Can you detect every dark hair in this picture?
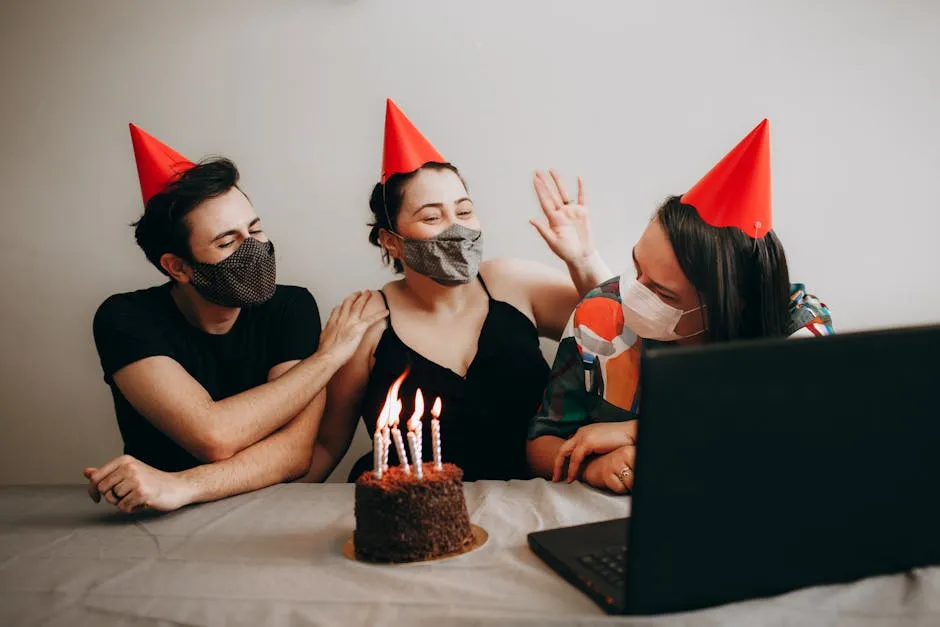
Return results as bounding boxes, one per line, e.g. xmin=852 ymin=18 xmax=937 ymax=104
xmin=133 ymin=158 xmax=241 ymax=276
xmin=656 ymin=196 xmax=791 ymax=342
xmin=368 ymin=162 xmax=467 ymax=273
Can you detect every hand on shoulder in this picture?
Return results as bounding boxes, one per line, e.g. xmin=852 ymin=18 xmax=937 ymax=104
xmin=318 ymin=291 xmax=389 ymax=366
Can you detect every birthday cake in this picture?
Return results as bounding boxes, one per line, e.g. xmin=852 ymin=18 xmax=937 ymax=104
xmin=353 ymin=462 xmax=473 ymax=563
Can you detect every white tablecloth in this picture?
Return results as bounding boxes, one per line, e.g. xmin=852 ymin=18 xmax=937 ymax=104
xmin=0 ymin=481 xmax=937 ymax=626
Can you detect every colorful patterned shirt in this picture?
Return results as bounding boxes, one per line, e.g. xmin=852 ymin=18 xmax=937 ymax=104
xmin=528 ymin=276 xmax=834 ymax=440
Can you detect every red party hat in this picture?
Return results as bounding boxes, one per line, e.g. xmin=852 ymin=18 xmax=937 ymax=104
xmin=381 ymin=99 xmax=445 ymax=183
xmin=129 ymin=123 xmax=194 ymax=205
xmin=682 ymin=119 xmax=772 ymax=239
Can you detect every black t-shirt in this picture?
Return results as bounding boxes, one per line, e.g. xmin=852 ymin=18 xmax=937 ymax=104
xmin=92 ymin=283 xmax=320 ymax=472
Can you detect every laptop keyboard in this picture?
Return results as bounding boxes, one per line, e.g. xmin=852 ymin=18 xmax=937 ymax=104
xmin=577 ymin=545 xmax=627 ymax=588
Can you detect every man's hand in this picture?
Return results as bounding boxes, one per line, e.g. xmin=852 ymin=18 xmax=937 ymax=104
xmin=318 ymin=291 xmax=388 ymax=366
xmin=83 ymin=455 xmax=195 ymax=513
xmin=553 ymin=421 xmax=638 ymax=483
xmin=581 ymin=445 xmax=636 ymax=494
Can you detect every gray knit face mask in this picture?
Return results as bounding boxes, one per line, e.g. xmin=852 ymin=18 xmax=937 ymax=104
xmin=396 ymin=224 xmax=484 ymax=286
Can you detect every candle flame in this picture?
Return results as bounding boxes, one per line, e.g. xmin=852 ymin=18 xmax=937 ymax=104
xmin=377 ymin=368 xmax=410 ymax=430
xmin=431 ymin=396 xmax=442 ymax=420
xmin=407 ymin=389 xmax=424 ymax=432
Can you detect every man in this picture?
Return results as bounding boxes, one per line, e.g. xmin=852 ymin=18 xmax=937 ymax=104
xmin=85 ymin=124 xmax=386 ymax=513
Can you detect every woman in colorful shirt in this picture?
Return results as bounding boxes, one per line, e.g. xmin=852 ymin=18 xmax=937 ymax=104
xmin=527 ymin=120 xmax=834 ymax=493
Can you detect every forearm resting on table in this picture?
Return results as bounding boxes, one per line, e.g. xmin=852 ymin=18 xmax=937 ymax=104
xmin=527 ymin=435 xmax=566 ymax=479
xmin=567 ymin=251 xmax=613 ymax=298
xmin=180 ymin=408 xmax=316 ymax=504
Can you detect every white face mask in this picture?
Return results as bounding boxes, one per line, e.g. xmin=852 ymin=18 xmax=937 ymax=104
xmin=619 ymin=275 xmax=706 ymax=341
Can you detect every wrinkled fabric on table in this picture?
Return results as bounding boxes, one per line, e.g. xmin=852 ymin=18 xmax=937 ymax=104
xmin=0 ymin=481 xmax=937 ymax=626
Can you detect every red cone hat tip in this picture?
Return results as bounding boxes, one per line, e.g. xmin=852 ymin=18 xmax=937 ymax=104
xmin=681 ymin=118 xmax=772 ymax=239
xmin=129 ymin=123 xmax=195 ymax=205
xmin=381 ymin=99 xmax=446 ymax=183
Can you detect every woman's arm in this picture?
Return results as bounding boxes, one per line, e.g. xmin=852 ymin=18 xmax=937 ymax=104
xmin=530 ymin=170 xmax=613 ymax=297
xmin=483 ymin=257 xmax=580 ymax=340
xmin=303 ymin=292 xmax=387 ymax=482
xmin=482 ymin=170 xmax=613 ymax=339
xmin=527 ymin=435 xmax=567 ymax=479
xmin=528 ymin=421 xmax=637 ymax=482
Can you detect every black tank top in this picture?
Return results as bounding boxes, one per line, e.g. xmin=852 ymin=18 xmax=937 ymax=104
xmin=348 ymin=277 xmax=550 ymax=482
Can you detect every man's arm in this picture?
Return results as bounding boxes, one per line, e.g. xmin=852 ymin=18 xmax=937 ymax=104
xmin=178 ymin=363 xmax=327 ymax=504
xmin=85 ymin=360 xmax=326 ymax=511
xmin=111 ymin=292 xmax=386 ymax=462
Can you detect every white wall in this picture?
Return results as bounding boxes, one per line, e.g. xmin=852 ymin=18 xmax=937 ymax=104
xmin=1 ymin=0 xmax=938 ymax=485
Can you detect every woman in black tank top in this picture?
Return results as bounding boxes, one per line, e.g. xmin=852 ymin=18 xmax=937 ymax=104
xmin=304 ymin=102 xmax=612 ymax=483
xmin=348 ymin=277 xmax=548 ymax=481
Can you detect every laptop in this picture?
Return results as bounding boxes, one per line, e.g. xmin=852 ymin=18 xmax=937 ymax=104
xmin=528 ymin=325 xmax=940 ymax=615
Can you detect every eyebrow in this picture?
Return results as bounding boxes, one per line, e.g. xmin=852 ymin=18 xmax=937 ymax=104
xmin=632 ymin=248 xmax=680 ymax=300
xmin=411 ymin=198 xmax=473 ymax=216
xmin=211 ymin=217 xmax=261 ymax=243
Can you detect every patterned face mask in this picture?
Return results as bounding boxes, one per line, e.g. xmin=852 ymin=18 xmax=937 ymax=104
xmin=396 ymin=224 xmax=484 ymax=286
xmin=189 ymin=238 xmax=276 ymax=307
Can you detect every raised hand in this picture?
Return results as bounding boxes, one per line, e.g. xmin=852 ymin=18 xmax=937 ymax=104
xmin=530 ymin=169 xmax=596 ymax=267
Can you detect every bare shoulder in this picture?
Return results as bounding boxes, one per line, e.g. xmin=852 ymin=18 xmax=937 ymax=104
xmin=481 ymin=258 xmax=581 ymax=339
xmin=363 ymin=288 xmax=390 ymax=316
xmin=480 ymin=258 xmax=566 ymax=324
xmin=334 ymin=288 xmax=389 ymax=317
xmin=481 ymin=257 xmax=568 ymax=291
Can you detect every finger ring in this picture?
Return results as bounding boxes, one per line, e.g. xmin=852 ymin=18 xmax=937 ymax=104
xmin=617 ymin=467 xmax=633 ymax=484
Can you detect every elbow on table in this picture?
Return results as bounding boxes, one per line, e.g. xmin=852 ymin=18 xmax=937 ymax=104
xmin=193 ymin=428 xmax=240 ymax=463
xmin=526 ymin=437 xmax=555 ymax=480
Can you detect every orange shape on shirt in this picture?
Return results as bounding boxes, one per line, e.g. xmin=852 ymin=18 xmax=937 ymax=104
xmin=573 ymin=297 xmax=624 ymax=342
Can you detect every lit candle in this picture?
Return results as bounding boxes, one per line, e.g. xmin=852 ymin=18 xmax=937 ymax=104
xmin=407 ymin=431 xmax=423 ymax=480
xmin=375 ymin=368 xmax=410 ymax=477
xmin=407 ymin=389 xmax=425 ymax=475
xmin=389 ymin=400 xmax=410 ymax=474
xmin=381 ymin=427 xmax=390 ymax=473
xmin=373 ymin=391 xmax=390 ymax=479
xmin=431 ymin=397 xmax=443 ymax=470
xmin=373 ymin=430 xmax=383 ymax=479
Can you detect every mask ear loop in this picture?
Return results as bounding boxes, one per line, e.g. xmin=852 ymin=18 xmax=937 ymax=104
xmin=382 ymin=181 xmax=394 ymax=236
xmin=696 ymin=301 xmax=709 ymax=339
xmin=684 ymin=292 xmax=709 ymax=340
xmin=381 ymin=180 xmax=406 ymax=246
